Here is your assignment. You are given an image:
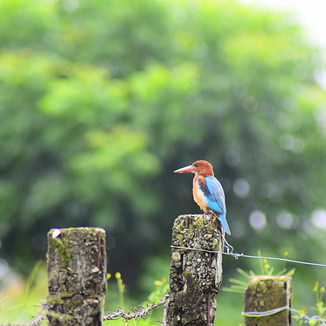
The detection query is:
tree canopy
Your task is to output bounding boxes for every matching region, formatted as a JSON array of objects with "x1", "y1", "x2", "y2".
[{"x1": 0, "y1": 0, "x2": 326, "y2": 302}]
